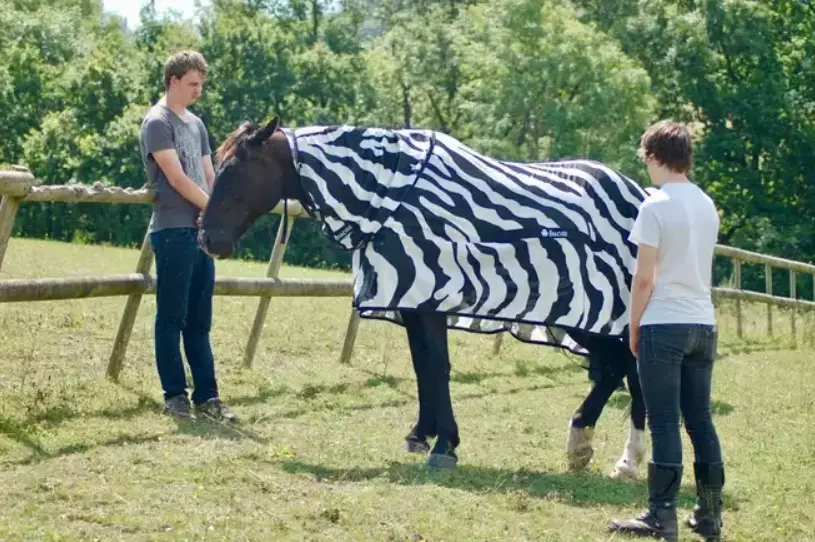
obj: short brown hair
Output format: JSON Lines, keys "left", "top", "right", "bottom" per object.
{"left": 638, "top": 119, "right": 693, "bottom": 173}
{"left": 163, "top": 50, "right": 208, "bottom": 89}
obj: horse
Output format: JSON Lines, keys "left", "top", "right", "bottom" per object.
{"left": 198, "top": 117, "right": 648, "bottom": 473}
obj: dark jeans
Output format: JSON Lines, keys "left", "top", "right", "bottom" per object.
{"left": 638, "top": 323, "right": 722, "bottom": 466}
{"left": 151, "top": 227, "right": 219, "bottom": 405}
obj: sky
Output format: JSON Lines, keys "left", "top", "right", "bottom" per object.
{"left": 102, "top": 0, "right": 206, "bottom": 29}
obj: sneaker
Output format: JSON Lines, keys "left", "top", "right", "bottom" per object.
{"left": 195, "top": 397, "right": 238, "bottom": 423}
{"left": 164, "top": 395, "right": 193, "bottom": 418}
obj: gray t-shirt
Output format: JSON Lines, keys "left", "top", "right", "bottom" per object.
{"left": 139, "top": 103, "right": 212, "bottom": 232}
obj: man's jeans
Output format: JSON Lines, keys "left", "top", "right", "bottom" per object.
{"left": 151, "top": 227, "right": 218, "bottom": 405}
{"left": 637, "top": 324, "right": 722, "bottom": 466}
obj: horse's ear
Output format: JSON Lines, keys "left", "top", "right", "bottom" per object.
{"left": 249, "top": 116, "right": 280, "bottom": 146}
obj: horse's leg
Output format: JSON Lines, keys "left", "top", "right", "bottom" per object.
{"left": 610, "top": 345, "right": 647, "bottom": 480}
{"left": 415, "top": 311, "right": 459, "bottom": 469}
{"left": 567, "top": 353, "right": 624, "bottom": 470}
{"left": 400, "top": 310, "right": 435, "bottom": 454}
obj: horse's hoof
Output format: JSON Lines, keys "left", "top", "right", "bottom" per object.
{"left": 568, "top": 448, "right": 594, "bottom": 471}
{"left": 426, "top": 452, "right": 458, "bottom": 469}
{"left": 402, "top": 437, "right": 431, "bottom": 454}
{"left": 610, "top": 423, "right": 646, "bottom": 479}
{"left": 566, "top": 422, "right": 594, "bottom": 471}
{"left": 610, "top": 461, "right": 640, "bottom": 480}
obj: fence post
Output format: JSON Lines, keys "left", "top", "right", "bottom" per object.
{"left": 734, "top": 259, "right": 743, "bottom": 338}
{"left": 106, "top": 229, "right": 154, "bottom": 381}
{"left": 243, "top": 215, "right": 296, "bottom": 368}
{"left": 492, "top": 333, "right": 504, "bottom": 357}
{"left": 765, "top": 264, "right": 773, "bottom": 336}
{"left": 790, "top": 270, "right": 796, "bottom": 345}
{"left": 338, "top": 309, "right": 361, "bottom": 364}
{"left": 0, "top": 168, "right": 34, "bottom": 272}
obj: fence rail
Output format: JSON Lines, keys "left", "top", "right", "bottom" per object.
{"left": 0, "top": 274, "right": 352, "bottom": 303}
{"left": 1, "top": 168, "right": 813, "bottom": 379}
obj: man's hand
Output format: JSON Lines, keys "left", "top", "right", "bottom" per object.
{"left": 196, "top": 210, "right": 204, "bottom": 229}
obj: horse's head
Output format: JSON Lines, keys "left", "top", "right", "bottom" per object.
{"left": 199, "top": 116, "right": 294, "bottom": 258}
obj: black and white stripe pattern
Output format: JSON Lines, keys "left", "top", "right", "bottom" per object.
{"left": 281, "top": 125, "right": 649, "bottom": 354}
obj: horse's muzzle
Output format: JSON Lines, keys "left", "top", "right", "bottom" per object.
{"left": 198, "top": 228, "right": 234, "bottom": 259}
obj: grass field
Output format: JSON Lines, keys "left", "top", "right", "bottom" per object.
{"left": 1, "top": 237, "right": 814, "bottom": 541}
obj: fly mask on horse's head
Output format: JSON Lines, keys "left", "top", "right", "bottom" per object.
{"left": 199, "top": 116, "right": 293, "bottom": 259}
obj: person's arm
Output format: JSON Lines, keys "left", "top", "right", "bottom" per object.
{"left": 202, "top": 154, "right": 216, "bottom": 192}
{"left": 143, "top": 116, "right": 209, "bottom": 210}
{"left": 198, "top": 118, "right": 216, "bottom": 192}
{"left": 153, "top": 149, "right": 210, "bottom": 210}
{"left": 629, "top": 243, "right": 658, "bottom": 355}
{"left": 627, "top": 204, "right": 661, "bottom": 356}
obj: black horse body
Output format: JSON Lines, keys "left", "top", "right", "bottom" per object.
{"left": 199, "top": 118, "right": 646, "bottom": 470}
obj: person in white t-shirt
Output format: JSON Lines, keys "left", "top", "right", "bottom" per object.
{"left": 609, "top": 120, "right": 724, "bottom": 542}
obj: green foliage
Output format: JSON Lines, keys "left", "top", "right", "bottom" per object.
{"left": 573, "top": 0, "right": 815, "bottom": 295}
{"left": 1, "top": 0, "right": 813, "bottom": 288}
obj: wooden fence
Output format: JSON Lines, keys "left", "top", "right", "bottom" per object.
{"left": 1, "top": 167, "right": 814, "bottom": 380}
{"left": 0, "top": 168, "right": 357, "bottom": 381}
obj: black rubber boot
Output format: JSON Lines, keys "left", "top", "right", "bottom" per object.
{"left": 608, "top": 462, "right": 683, "bottom": 542}
{"left": 686, "top": 462, "right": 725, "bottom": 541}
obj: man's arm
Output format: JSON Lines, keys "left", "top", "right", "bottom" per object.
{"left": 202, "top": 154, "right": 216, "bottom": 192}
{"left": 153, "top": 149, "right": 210, "bottom": 210}
{"left": 627, "top": 204, "right": 661, "bottom": 356}
{"left": 629, "top": 243, "right": 658, "bottom": 333}
{"left": 198, "top": 118, "right": 215, "bottom": 192}
{"left": 143, "top": 115, "right": 209, "bottom": 210}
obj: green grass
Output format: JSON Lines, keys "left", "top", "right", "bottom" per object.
{"left": 1, "top": 237, "right": 814, "bottom": 541}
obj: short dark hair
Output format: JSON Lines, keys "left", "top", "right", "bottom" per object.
{"left": 638, "top": 120, "right": 693, "bottom": 174}
{"left": 163, "top": 50, "right": 208, "bottom": 89}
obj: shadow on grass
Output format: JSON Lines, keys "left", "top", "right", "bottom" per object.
{"left": 362, "top": 370, "right": 410, "bottom": 389}
{"left": 0, "top": 355, "right": 586, "bottom": 465}
{"left": 279, "top": 459, "right": 744, "bottom": 512}
{"left": 711, "top": 400, "right": 735, "bottom": 416}
{"left": 0, "top": 414, "right": 171, "bottom": 466}
{"left": 717, "top": 339, "right": 794, "bottom": 358}
{"left": 28, "top": 396, "right": 157, "bottom": 428}
{"left": 0, "top": 385, "right": 272, "bottom": 465}
{"left": 113, "top": 384, "right": 270, "bottom": 444}
{"left": 602, "top": 393, "right": 734, "bottom": 418}
{"left": 0, "top": 411, "right": 269, "bottom": 467}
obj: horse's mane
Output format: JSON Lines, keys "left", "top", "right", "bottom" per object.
{"left": 215, "top": 121, "right": 257, "bottom": 165}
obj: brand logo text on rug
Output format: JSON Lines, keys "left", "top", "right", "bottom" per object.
{"left": 541, "top": 228, "right": 568, "bottom": 238}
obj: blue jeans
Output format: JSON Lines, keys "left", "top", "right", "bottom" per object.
{"left": 638, "top": 324, "right": 722, "bottom": 466}
{"left": 151, "top": 227, "right": 219, "bottom": 405}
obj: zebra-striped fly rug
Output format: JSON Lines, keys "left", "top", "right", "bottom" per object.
{"left": 281, "top": 125, "right": 650, "bottom": 355}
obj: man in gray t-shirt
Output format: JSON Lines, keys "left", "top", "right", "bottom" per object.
{"left": 137, "top": 50, "right": 236, "bottom": 423}
{"left": 141, "top": 104, "right": 212, "bottom": 232}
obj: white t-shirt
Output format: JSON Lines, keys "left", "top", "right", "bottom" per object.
{"left": 628, "top": 182, "right": 720, "bottom": 326}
